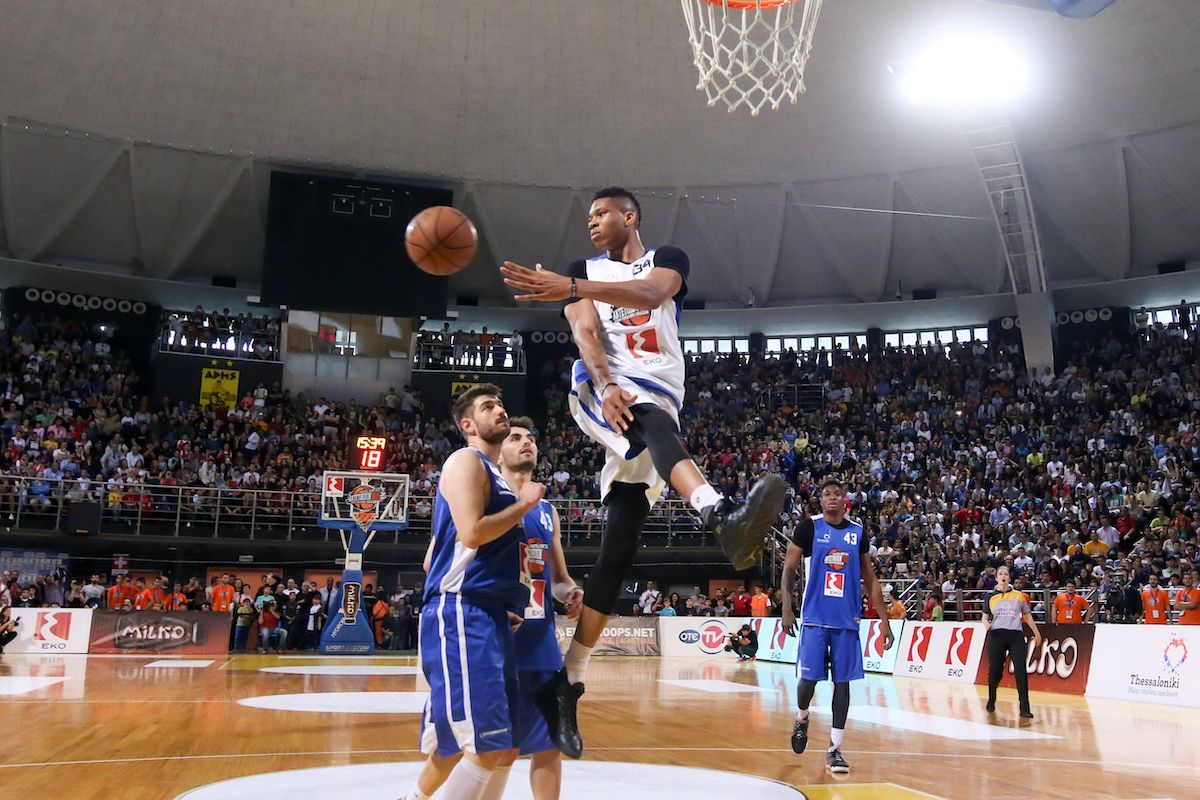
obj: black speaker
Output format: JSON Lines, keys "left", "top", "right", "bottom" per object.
{"left": 912, "top": 288, "right": 938, "bottom": 301}
{"left": 456, "top": 295, "right": 480, "bottom": 307}
{"left": 866, "top": 327, "right": 883, "bottom": 351}
{"left": 63, "top": 501, "right": 101, "bottom": 536}
{"left": 749, "top": 332, "right": 766, "bottom": 355}
{"left": 682, "top": 299, "right": 706, "bottom": 310}
{"left": 211, "top": 275, "right": 237, "bottom": 288}
{"left": 1157, "top": 260, "right": 1186, "bottom": 275}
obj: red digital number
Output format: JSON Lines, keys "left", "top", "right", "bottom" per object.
{"left": 625, "top": 329, "right": 660, "bottom": 359}
{"left": 361, "top": 448, "right": 383, "bottom": 469}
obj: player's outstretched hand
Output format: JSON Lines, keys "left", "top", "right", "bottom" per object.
{"left": 500, "top": 262, "right": 572, "bottom": 302}
{"left": 518, "top": 480, "right": 546, "bottom": 512}
{"left": 564, "top": 586, "right": 584, "bottom": 620}
{"left": 782, "top": 609, "right": 798, "bottom": 638}
{"left": 507, "top": 611, "right": 524, "bottom": 633}
{"left": 601, "top": 383, "right": 637, "bottom": 433}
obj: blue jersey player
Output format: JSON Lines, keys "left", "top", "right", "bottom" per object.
{"left": 781, "top": 479, "right": 893, "bottom": 775}
{"left": 409, "top": 416, "right": 583, "bottom": 800}
{"left": 497, "top": 416, "right": 583, "bottom": 799}
{"left": 403, "top": 384, "right": 546, "bottom": 800}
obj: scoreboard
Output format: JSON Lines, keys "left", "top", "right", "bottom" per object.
{"left": 349, "top": 435, "right": 388, "bottom": 471}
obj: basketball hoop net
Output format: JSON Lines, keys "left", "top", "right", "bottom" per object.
{"left": 680, "top": 0, "right": 824, "bottom": 116}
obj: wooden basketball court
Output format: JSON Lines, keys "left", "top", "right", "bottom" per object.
{"left": 0, "top": 652, "right": 1191, "bottom": 799}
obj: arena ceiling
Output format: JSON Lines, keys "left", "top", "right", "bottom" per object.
{"left": 0, "top": 0, "right": 1198, "bottom": 309}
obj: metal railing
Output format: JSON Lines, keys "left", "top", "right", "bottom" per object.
{"left": 0, "top": 476, "right": 710, "bottom": 548}
{"left": 757, "top": 383, "right": 826, "bottom": 412}
{"left": 159, "top": 326, "right": 281, "bottom": 362}
{"left": 412, "top": 340, "right": 526, "bottom": 373}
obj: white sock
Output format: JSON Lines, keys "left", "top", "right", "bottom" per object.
{"left": 564, "top": 640, "right": 594, "bottom": 685}
{"left": 479, "top": 765, "right": 512, "bottom": 800}
{"left": 441, "top": 758, "right": 492, "bottom": 800}
{"left": 689, "top": 483, "right": 721, "bottom": 514}
{"left": 829, "top": 727, "right": 844, "bottom": 751}
{"left": 796, "top": 709, "right": 809, "bottom": 722}
{"left": 404, "top": 789, "right": 431, "bottom": 800}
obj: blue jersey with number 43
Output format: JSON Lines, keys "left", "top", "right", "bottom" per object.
{"left": 800, "top": 515, "right": 864, "bottom": 631}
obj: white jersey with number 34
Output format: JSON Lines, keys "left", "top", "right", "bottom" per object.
{"left": 579, "top": 247, "right": 687, "bottom": 409}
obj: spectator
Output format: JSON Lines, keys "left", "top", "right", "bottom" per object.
{"left": 232, "top": 598, "right": 255, "bottom": 651}
{"left": 883, "top": 587, "right": 906, "bottom": 620}
{"left": 257, "top": 599, "right": 286, "bottom": 653}
{"left": 922, "top": 587, "right": 944, "bottom": 621}
{"left": 1141, "top": 574, "right": 1170, "bottom": 625}
{"left": 750, "top": 584, "right": 771, "bottom": 617}
{"left": 726, "top": 623, "right": 758, "bottom": 660}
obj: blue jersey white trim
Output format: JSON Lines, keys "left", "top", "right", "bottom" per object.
{"left": 801, "top": 515, "right": 864, "bottom": 631}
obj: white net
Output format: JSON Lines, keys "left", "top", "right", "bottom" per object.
{"left": 680, "top": 0, "right": 824, "bottom": 116}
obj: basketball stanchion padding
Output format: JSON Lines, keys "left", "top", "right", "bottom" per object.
{"left": 318, "top": 471, "right": 410, "bottom": 654}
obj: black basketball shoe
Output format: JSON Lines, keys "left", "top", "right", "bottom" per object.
{"left": 790, "top": 715, "right": 810, "bottom": 754}
{"left": 704, "top": 474, "right": 787, "bottom": 571}
{"left": 535, "top": 667, "right": 585, "bottom": 759}
{"left": 826, "top": 749, "right": 851, "bottom": 774}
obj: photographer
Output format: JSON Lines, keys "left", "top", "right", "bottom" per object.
{"left": 725, "top": 623, "right": 759, "bottom": 661}
{"left": 0, "top": 606, "right": 18, "bottom": 653}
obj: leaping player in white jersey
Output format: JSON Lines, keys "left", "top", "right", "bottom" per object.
{"left": 500, "top": 187, "right": 787, "bottom": 758}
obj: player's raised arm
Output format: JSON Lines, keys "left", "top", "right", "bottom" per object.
{"left": 547, "top": 505, "right": 584, "bottom": 619}
{"left": 441, "top": 449, "right": 544, "bottom": 549}
{"left": 563, "top": 299, "right": 638, "bottom": 433}
{"left": 501, "top": 261, "right": 681, "bottom": 311}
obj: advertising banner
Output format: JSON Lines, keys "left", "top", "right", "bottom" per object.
{"left": 754, "top": 617, "right": 799, "bottom": 664}
{"left": 1086, "top": 625, "right": 1200, "bottom": 707}
{"left": 861, "top": 618, "right": 905, "bottom": 674}
{"left": 88, "top": 610, "right": 231, "bottom": 655}
{"left": 555, "top": 616, "right": 659, "bottom": 656}
{"left": 0, "top": 548, "right": 69, "bottom": 578}
{"left": 199, "top": 366, "right": 239, "bottom": 411}
{"left": 894, "top": 621, "right": 988, "bottom": 683}
{"left": 972, "top": 623, "right": 1095, "bottom": 695}
{"left": 661, "top": 616, "right": 748, "bottom": 658}
{"left": 7, "top": 608, "right": 93, "bottom": 654}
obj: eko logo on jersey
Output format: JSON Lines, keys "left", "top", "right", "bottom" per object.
{"left": 823, "top": 549, "right": 850, "bottom": 598}
{"left": 679, "top": 620, "right": 728, "bottom": 654}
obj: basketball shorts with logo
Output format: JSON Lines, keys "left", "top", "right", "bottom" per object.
{"left": 797, "top": 625, "right": 865, "bottom": 683}
{"left": 419, "top": 593, "right": 521, "bottom": 757}
{"left": 515, "top": 669, "right": 559, "bottom": 755}
{"left": 567, "top": 359, "right": 679, "bottom": 507}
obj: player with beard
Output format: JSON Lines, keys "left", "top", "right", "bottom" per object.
{"left": 403, "top": 385, "right": 545, "bottom": 800}
{"left": 408, "top": 417, "right": 583, "bottom": 800}
{"left": 500, "top": 187, "right": 786, "bottom": 758}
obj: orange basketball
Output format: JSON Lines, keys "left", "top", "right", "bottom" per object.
{"left": 405, "top": 206, "right": 478, "bottom": 276}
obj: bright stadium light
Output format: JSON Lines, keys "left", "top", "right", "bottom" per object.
{"left": 892, "top": 34, "right": 1029, "bottom": 106}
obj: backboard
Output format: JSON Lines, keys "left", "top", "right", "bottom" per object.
{"left": 320, "top": 471, "right": 409, "bottom": 532}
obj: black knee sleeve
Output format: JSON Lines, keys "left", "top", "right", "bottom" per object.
{"left": 831, "top": 682, "right": 850, "bottom": 729}
{"left": 797, "top": 678, "right": 818, "bottom": 711}
{"left": 626, "top": 404, "right": 689, "bottom": 482}
{"left": 583, "top": 482, "right": 650, "bottom": 615}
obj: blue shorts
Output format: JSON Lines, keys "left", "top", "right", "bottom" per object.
{"left": 797, "top": 624, "right": 864, "bottom": 683}
{"left": 419, "top": 593, "right": 520, "bottom": 756}
{"left": 516, "top": 670, "right": 558, "bottom": 756}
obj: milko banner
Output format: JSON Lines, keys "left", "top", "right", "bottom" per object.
{"left": 893, "top": 621, "right": 988, "bottom": 683}
{"left": 7, "top": 609, "right": 93, "bottom": 654}
{"left": 88, "top": 610, "right": 231, "bottom": 655}
{"left": 1086, "top": 625, "right": 1200, "bottom": 708}
{"left": 974, "top": 623, "right": 1095, "bottom": 695}
{"left": 555, "top": 616, "right": 659, "bottom": 656}
{"left": 860, "top": 618, "right": 905, "bottom": 674}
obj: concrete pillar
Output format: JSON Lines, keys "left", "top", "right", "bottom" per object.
{"left": 1014, "top": 291, "right": 1056, "bottom": 375}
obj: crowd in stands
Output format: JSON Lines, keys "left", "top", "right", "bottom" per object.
{"left": 4, "top": 304, "right": 1200, "bottom": 626}
{"left": 414, "top": 323, "right": 524, "bottom": 370}
{"left": 160, "top": 306, "right": 282, "bottom": 361}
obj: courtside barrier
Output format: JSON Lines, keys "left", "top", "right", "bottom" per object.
{"left": 7, "top": 608, "right": 93, "bottom": 654}
{"left": 973, "top": 623, "right": 1095, "bottom": 695}
{"left": 893, "top": 621, "right": 987, "bottom": 682}
{"left": 555, "top": 616, "right": 660, "bottom": 656}
{"left": 1086, "top": 624, "right": 1200, "bottom": 707}
{"left": 88, "top": 610, "right": 232, "bottom": 655}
